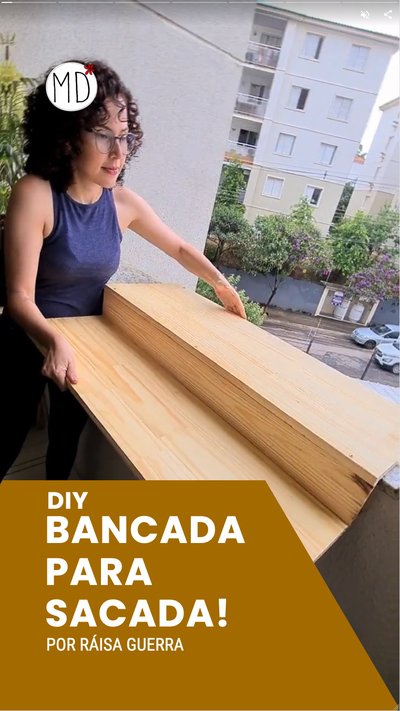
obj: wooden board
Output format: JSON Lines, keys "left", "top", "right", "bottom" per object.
{"left": 49, "top": 315, "right": 345, "bottom": 561}
{"left": 47, "top": 282, "right": 398, "bottom": 558}
{"left": 101, "top": 284, "right": 399, "bottom": 524}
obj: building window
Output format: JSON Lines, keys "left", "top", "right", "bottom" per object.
{"left": 288, "top": 86, "right": 309, "bottom": 110}
{"left": 329, "top": 96, "right": 353, "bottom": 121}
{"left": 319, "top": 143, "right": 337, "bottom": 165}
{"left": 263, "top": 176, "right": 284, "bottom": 198}
{"left": 346, "top": 44, "right": 370, "bottom": 72}
{"left": 301, "top": 33, "right": 324, "bottom": 60}
{"left": 304, "top": 185, "right": 323, "bottom": 206}
{"left": 238, "top": 129, "right": 258, "bottom": 146}
{"left": 275, "top": 133, "right": 296, "bottom": 155}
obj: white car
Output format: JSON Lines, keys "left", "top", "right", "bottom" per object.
{"left": 374, "top": 340, "right": 400, "bottom": 375}
{"left": 351, "top": 323, "right": 399, "bottom": 349}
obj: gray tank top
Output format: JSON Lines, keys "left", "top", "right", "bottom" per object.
{"left": 35, "top": 185, "right": 122, "bottom": 318}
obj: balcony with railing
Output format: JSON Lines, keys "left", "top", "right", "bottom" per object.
{"left": 225, "top": 140, "right": 257, "bottom": 164}
{"left": 244, "top": 41, "right": 280, "bottom": 69}
{"left": 234, "top": 92, "right": 269, "bottom": 120}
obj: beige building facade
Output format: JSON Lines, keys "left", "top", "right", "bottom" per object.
{"left": 346, "top": 97, "right": 400, "bottom": 216}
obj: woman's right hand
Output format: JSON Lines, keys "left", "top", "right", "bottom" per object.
{"left": 41, "top": 335, "right": 78, "bottom": 391}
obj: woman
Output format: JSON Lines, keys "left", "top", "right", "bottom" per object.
{"left": 0, "top": 58, "right": 246, "bottom": 482}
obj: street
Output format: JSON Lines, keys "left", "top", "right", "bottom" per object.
{"left": 262, "top": 320, "right": 399, "bottom": 388}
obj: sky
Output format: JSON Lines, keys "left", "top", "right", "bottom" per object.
{"left": 266, "top": 1, "right": 399, "bottom": 150}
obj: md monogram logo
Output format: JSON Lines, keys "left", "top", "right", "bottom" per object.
{"left": 45, "top": 62, "right": 98, "bottom": 111}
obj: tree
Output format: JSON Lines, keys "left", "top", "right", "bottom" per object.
{"left": 329, "top": 206, "right": 399, "bottom": 277}
{"left": 241, "top": 199, "right": 331, "bottom": 306}
{"left": 346, "top": 254, "right": 399, "bottom": 303}
{"left": 329, "top": 212, "right": 370, "bottom": 277}
{"left": 215, "top": 160, "right": 246, "bottom": 210}
{"left": 207, "top": 203, "right": 253, "bottom": 267}
{"left": 331, "top": 182, "right": 354, "bottom": 226}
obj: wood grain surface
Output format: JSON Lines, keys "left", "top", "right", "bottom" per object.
{"left": 101, "top": 284, "right": 398, "bottom": 524}
{"left": 47, "top": 283, "right": 398, "bottom": 557}
{"left": 49, "top": 314, "right": 344, "bottom": 560}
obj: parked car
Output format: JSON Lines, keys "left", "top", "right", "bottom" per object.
{"left": 351, "top": 324, "right": 400, "bottom": 349}
{"left": 374, "top": 340, "right": 400, "bottom": 375}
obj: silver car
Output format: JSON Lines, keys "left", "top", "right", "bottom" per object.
{"left": 351, "top": 323, "right": 400, "bottom": 349}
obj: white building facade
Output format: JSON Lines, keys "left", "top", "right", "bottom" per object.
{"left": 226, "top": 4, "right": 398, "bottom": 234}
{"left": 345, "top": 97, "right": 400, "bottom": 216}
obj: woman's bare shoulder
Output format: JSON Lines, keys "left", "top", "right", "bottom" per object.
{"left": 7, "top": 176, "right": 53, "bottom": 236}
{"left": 9, "top": 175, "right": 52, "bottom": 210}
{"left": 113, "top": 184, "right": 144, "bottom": 228}
{"left": 113, "top": 184, "right": 142, "bottom": 206}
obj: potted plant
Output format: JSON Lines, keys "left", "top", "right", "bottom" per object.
{"left": 0, "top": 33, "right": 37, "bottom": 303}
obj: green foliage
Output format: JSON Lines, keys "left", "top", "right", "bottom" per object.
{"left": 196, "top": 276, "right": 266, "bottom": 326}
{"left": 329, "top": 207, "right": 399, "bottom": 277}
{"left": 207, "top": 203, "right": 253, "bottom": 267}
{"left": 289, "top": 197, "right": 321, "bottom": 237}
{"left": 329, "top": 212, "right": 370, "bottom": 276}
{"left": 240, "top": 198, "right": 331, "bottom": 306}
{"left": 346, "top": 255, "right": 399, "bottom": 302}
{"left": 331, "top": 182, "right": 354, "bottom": 226}
{"left": 216, "top": 160, "right": 246, "bottom": 210}
{"left": 0, "top": 48, "right": 36, "bottom": 214}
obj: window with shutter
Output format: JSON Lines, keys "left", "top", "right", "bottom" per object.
{"left": 275, "top": 133, "right": 296, "bottom": 155}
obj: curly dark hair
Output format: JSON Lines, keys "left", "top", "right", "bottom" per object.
{"left": 22, "top": 59, "right": 143, "bottom": 192}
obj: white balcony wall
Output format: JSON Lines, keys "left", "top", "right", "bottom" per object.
{"left": 2, "top": 1, "right": 256, "bottom": 288}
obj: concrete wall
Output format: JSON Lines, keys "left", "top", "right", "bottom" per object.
{"left": 220, "top": 267, "right": 325, "bottom": 312}
{"left": 2, "top": 1, "right": 256, "bottom": 287}
{"left": 220, "top": 267, "right": 398, "bottom": 321}
{"left": 373, "top": 298, "right": 399, "bottom": 325}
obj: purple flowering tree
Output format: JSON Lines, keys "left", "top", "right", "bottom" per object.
{"left": 242, "top": 199, "right": 332, "bottom": 306}
{"left": 345, "top": 254, "right": 399, "bottom": 303}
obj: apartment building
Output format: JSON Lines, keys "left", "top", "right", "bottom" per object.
{"left": 345, "top": 97, "right": 400, "bottom": 216}
{"left": 226, "top": 3, "right": 398, "bottom": 234}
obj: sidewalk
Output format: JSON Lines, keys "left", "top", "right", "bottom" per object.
{"left": 264, "top": 306, "right": 357, "bottom": 334}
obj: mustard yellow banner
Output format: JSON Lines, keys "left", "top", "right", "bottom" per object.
{"left": 0, "top": 481, "right": 396, "bottom": 710}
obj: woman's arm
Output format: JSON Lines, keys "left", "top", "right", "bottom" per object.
{"left": 125, "top": 191, "right": 246, "bottom": 319}
{"left": 5, "top": 176, "right": 77, "bottom": 390}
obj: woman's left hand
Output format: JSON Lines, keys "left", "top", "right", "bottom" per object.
{"left": 213, "top": 278, "right": 247, "bottom": 319}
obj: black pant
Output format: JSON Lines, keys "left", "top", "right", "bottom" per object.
{"left": 0, "top": 313, "right": 88, "bottom": 481}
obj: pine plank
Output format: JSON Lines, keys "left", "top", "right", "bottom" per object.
{"left": 49, "top": 315, "right": 345, "bottom": 560}
{"left": 100, "top": 284, "right": 399, "bottom": 524}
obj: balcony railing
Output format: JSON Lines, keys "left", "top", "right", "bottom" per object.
{"left": 226, "top": 140, "right": 257, "bottom": 162}
{"left": 244, "top": 41, "right": 280, "bottom": 69}
{"left": 234, "top": 92, "right": 269, "bottom": 119}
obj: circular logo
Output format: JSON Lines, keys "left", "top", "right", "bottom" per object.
{"left": 45, "top": 61, "right": 98, "bottom": 111}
